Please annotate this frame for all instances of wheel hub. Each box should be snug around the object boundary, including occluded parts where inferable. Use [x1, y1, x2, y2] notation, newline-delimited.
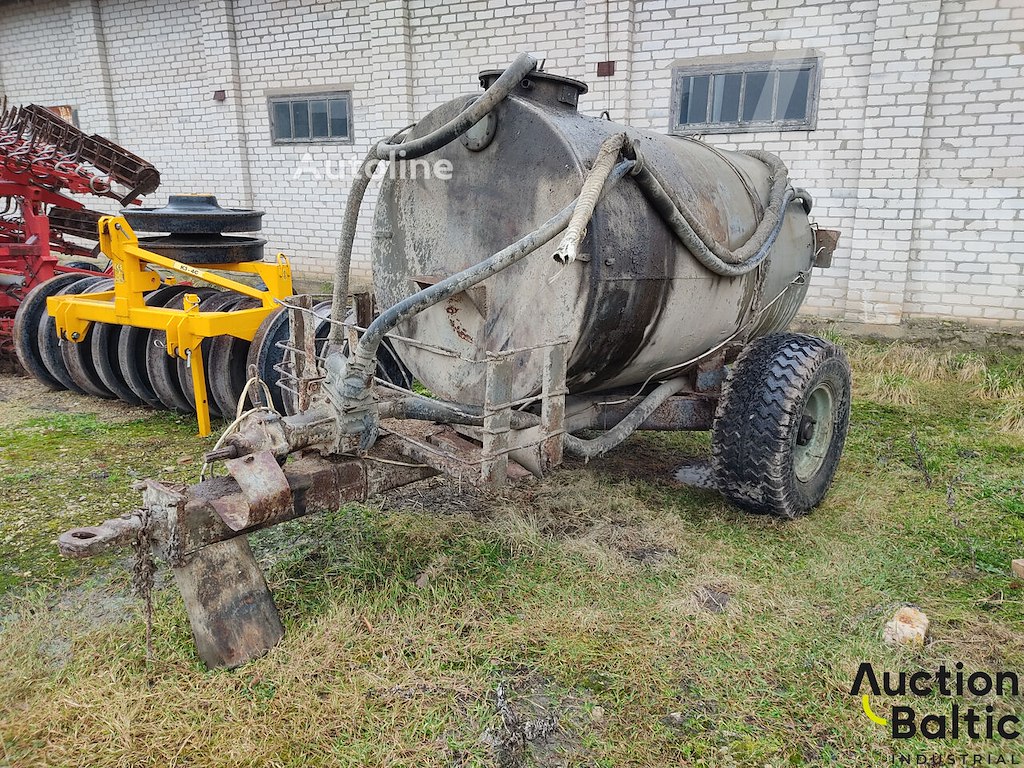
[793, 382, 836, 482]
[797, 415, 817, 445]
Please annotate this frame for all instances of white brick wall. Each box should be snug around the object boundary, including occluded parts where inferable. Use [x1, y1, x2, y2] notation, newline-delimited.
[903, 0, 1024, 325]
[1, 0, 1020, 325]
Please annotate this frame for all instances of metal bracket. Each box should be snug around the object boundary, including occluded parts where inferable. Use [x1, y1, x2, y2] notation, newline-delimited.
[813, 228, 840, 268]
[211, 451, 294, 531]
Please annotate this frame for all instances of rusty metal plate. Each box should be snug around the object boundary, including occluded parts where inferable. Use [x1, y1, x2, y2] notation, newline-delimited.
[213, 451, 294, 531]
[813, 229, 841, 268]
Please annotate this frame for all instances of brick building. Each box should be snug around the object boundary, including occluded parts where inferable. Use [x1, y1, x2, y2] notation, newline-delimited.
[1, 0, 1021, 326]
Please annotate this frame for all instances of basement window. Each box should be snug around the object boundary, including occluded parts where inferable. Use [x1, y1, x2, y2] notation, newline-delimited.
[269, 92, 352, 144]
[670, 55, 820, 135]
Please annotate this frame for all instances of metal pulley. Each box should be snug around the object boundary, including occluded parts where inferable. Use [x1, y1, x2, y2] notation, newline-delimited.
[123, 194, 266, 264]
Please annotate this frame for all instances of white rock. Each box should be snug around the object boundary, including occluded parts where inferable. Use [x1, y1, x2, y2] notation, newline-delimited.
[883, 606, 929, 647]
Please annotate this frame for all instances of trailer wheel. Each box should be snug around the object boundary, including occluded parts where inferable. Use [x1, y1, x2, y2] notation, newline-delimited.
[711, 333, 851, 518]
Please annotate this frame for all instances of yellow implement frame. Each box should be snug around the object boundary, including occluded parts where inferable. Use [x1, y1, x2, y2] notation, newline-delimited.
[47, 216, 293, 437]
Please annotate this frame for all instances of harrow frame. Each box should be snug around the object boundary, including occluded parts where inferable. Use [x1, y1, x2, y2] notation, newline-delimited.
[47, 215, 293, 436]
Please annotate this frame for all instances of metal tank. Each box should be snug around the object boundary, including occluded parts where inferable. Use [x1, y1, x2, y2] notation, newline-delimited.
[372, 70, 814, 405]
[56, 58, 853, 670]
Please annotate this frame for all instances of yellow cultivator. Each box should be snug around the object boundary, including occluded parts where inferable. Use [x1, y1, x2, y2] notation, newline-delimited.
[17, 195, 293, 436]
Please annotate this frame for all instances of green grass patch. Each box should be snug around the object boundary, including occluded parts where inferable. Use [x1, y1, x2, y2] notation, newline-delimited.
[1, 344, 1023, 766]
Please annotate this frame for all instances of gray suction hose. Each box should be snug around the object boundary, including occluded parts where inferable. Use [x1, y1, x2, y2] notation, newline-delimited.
[627, 144, 796, 277]
[373, 53, 538, 161]
[561, 376, 688, 460]
[343, 159, 635, 395]
[328, 150, 381, 343]
[381, 375, 688, 462]
[328, 52, 538, 344]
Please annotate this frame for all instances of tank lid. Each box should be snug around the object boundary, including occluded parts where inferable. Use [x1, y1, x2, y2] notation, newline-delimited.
[478, 69, 588, 110]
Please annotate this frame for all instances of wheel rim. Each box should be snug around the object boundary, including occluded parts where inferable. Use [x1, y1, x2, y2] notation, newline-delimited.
[793, 381, 836, 483]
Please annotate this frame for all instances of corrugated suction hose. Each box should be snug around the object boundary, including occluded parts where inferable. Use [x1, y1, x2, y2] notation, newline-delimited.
[328, 52, 540, 344]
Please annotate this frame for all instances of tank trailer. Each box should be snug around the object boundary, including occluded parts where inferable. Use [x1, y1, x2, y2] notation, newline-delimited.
[58, 54, 850, 668]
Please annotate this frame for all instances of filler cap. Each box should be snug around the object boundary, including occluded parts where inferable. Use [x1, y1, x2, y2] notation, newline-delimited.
[478, 69, 588, 110]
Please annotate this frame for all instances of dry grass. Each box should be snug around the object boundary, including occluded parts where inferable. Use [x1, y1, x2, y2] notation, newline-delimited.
[2, 341, 1024, 766]
[995, 391, 1024, 435]
[831, 334, 1023, 437]
[862, 371, 918, 406]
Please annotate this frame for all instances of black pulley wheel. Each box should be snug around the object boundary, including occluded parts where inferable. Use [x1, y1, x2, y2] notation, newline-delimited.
[207, 296, 260, 419]
[146, 288, 218, 413]
[122, 194, 264, 234]
[174, 290, 240, 418]
[711, 333, 851, 518]
[137, 234, 266, 264]
[13, 273, 88, 389]
[61, 279, 116, 399]
[117, 285, 192, 409]
[36, 275, 109, 394]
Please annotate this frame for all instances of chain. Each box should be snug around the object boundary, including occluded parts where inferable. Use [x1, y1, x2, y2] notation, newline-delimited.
[131, 506, 156, 664]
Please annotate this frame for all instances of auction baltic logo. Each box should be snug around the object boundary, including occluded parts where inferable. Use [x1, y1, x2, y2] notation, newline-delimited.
[852, 662, 1021, 743]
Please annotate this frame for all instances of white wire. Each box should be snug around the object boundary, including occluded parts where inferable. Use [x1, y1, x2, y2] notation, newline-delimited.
[200, 375, 281, 481]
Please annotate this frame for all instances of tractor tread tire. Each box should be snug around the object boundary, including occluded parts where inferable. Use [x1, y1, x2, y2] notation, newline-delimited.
[711, 332, 851, 519]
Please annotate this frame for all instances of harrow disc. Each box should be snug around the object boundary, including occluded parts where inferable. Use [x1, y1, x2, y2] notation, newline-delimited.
[174, 290, 242, 419]
[61, 279, 117, 399]
[36, 275, 110, 394]
[63, 261, 103, 272]
[145, 288, 219, 413]
[325, 307, 415, 392]
[117, 285, 192, 409]
[12, 273, 89, 390]
[92, 320, 145, 406]
[246, 308, 291, 413]
[279, 301, 333, 417]
[249, 301, 415, 418]
[206, 296, 260, 419]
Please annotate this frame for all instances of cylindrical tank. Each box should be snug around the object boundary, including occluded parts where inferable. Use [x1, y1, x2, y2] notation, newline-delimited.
[372, 70, 815, 405]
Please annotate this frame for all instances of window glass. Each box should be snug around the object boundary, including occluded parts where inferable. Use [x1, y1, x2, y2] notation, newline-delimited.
[777, 69, 811, 120]
[329, 98, 349, 138]
[291, 101, 310, 138]
[310, 100, 329, 138]
[711, 73, 742, 123]
[272, 101, 291, 140]
[671, 57, 818, 134]
[268, 92, 352, 143]
[678, 75, 709, 125]
[742, 70, 773, 122]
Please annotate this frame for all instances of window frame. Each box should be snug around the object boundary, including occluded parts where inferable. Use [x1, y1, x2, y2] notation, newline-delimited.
[669, 54, 822, 136]
[267, 91, 353, 145]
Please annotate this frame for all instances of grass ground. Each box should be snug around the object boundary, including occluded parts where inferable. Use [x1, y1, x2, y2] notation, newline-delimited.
[1, 337, 1023, 767]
